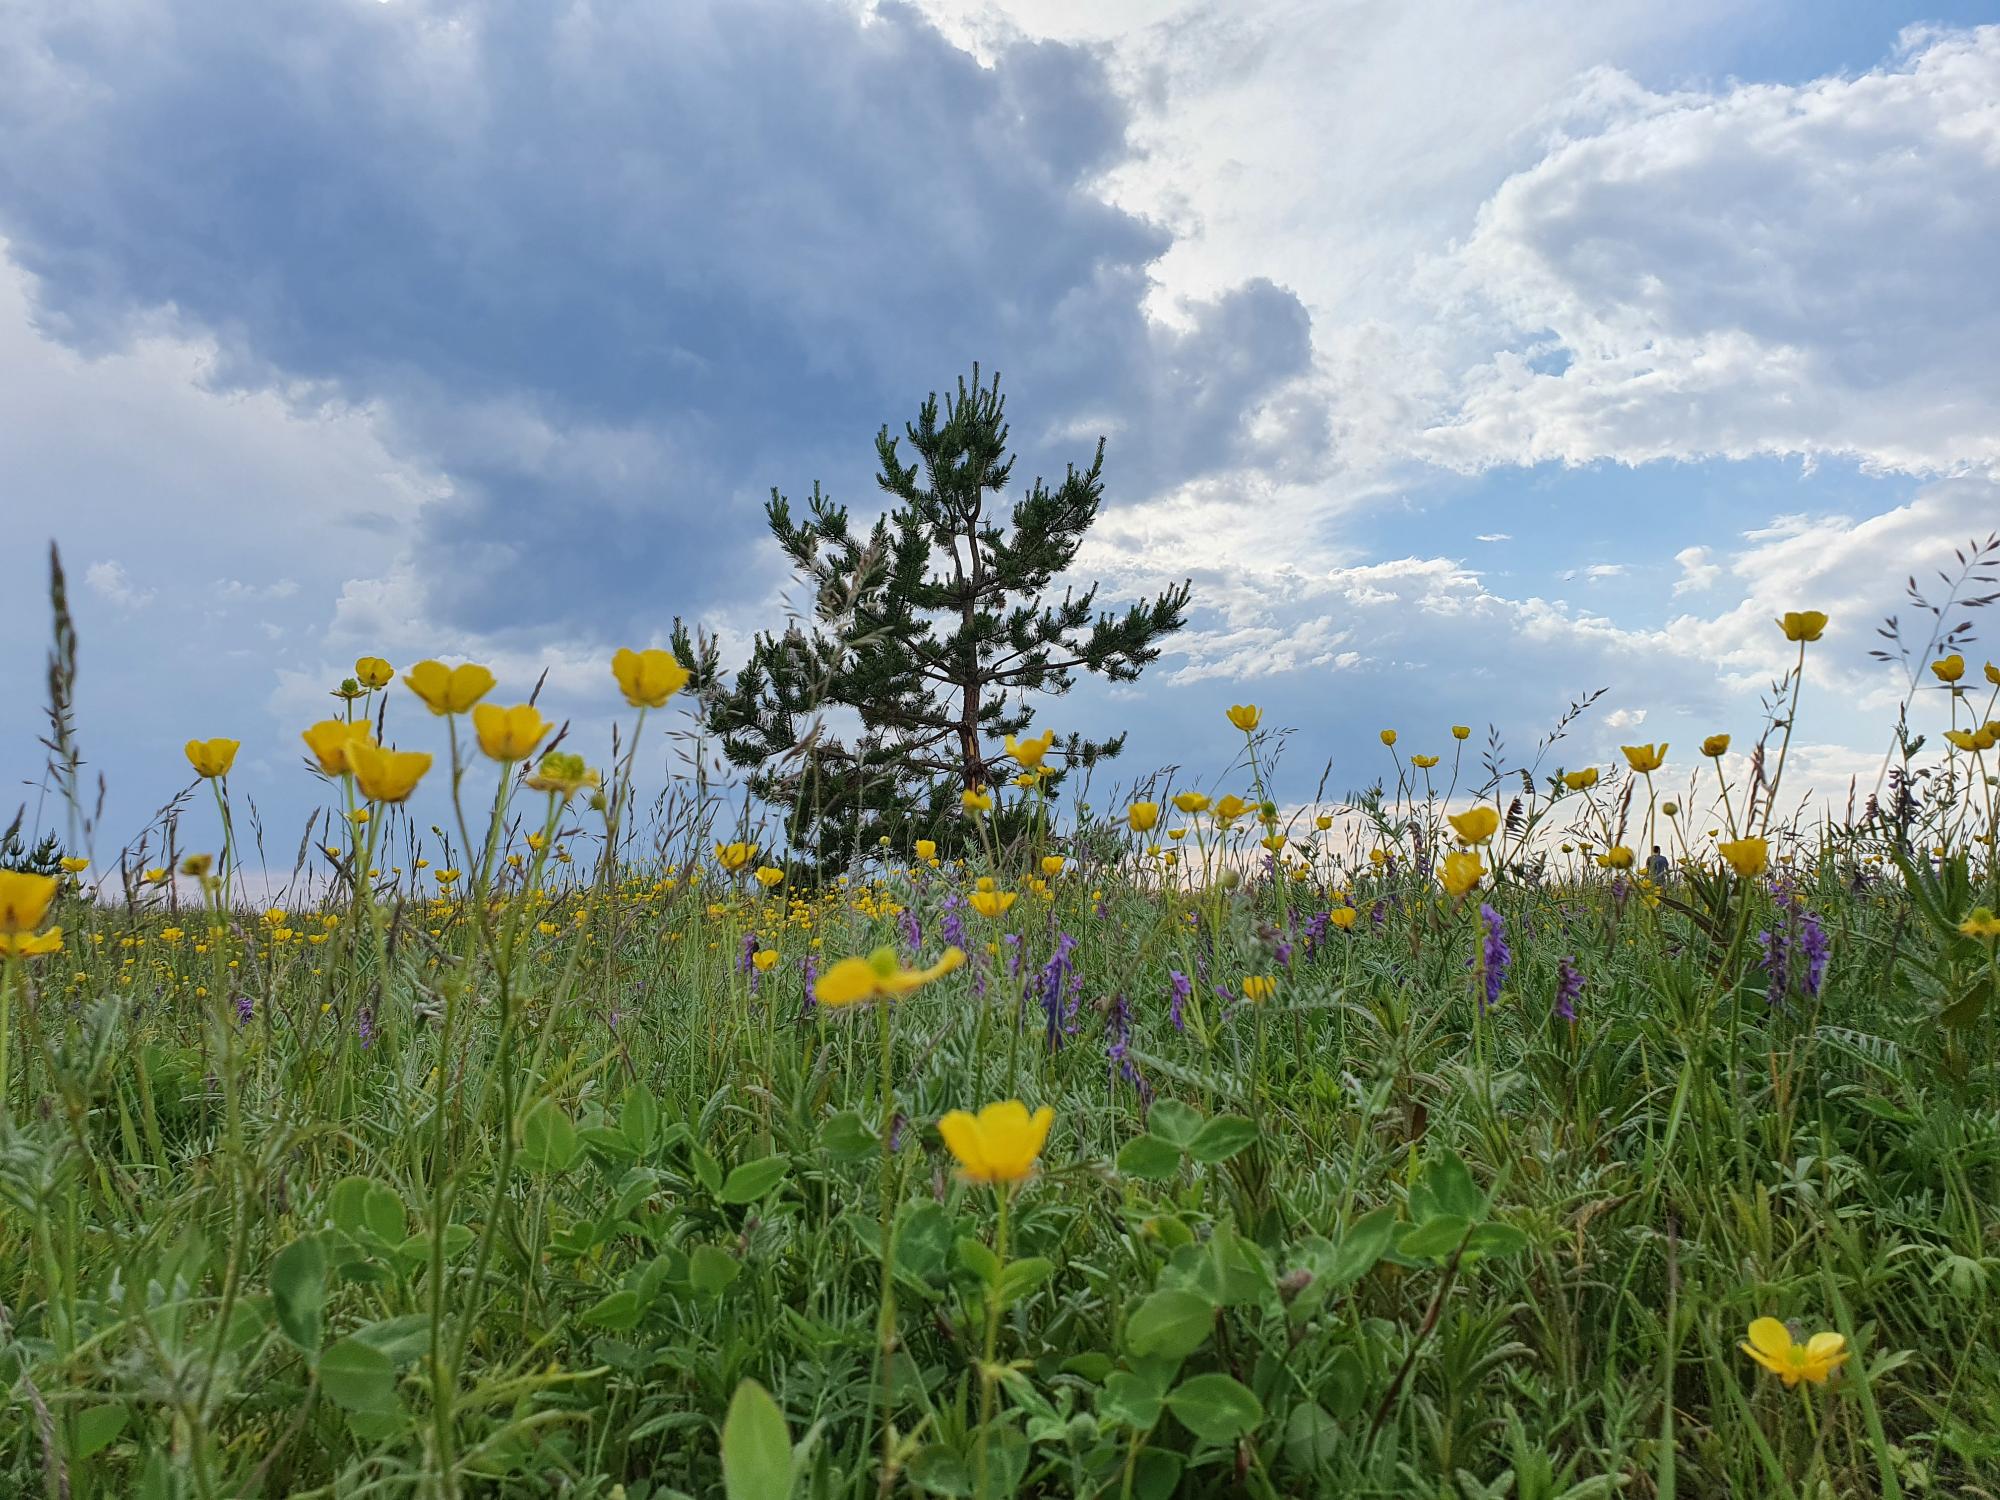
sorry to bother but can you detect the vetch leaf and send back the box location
[721,1378,794,1500]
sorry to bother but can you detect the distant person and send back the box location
[1646,845,1670,882]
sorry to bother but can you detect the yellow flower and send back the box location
[968,876,1018,917]
[185,738,241,779]
[612,647,690,708]
[1379,729,1397,747]
[714,841,756,873]
[936,1100,1054,1185]
[1127,801,1160,833]
[1172,791,1210,815]
[915,839,938,862]
[1226,704,1261,732]
[180,853,212,878]
[1212,793,1251,825]
[1943,728,1983,752]
[1004,728,1057,770]
[1241,974,1277,1003]
[142,867,169,885]
[59,856,89,874]
[752,948,780,972]
[1931,653,1966,684]
[1777,611,1827,643]
[347,742,434,804]
[1561,767,1598,791]
[1439,850,1483,898]
[302,719,374,775]
[524,751,601,798]
[1739,1318,1848,1388]
[472,703,551,762]
[1621,743,1667,773]
[0,926,63,958]
[1597,846,1635,870]
[1988,661,2000,686]
[1701,734,1731,759]
[1328,906,1357,929]
[962,787,994,814]
[1447,806,1499,845]
[1411,754,1440,769]
[1960,906,2000,942]
[404,659,496,715]
[1716,836,1768,879]
[354,656,394,690]
[754,866,785,888]
[1451,725,1472,741]
[1315,814,1333,831]
[0,871,59,935]
[1040,855,1066,877]
[814,944,966,1007]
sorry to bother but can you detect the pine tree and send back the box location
[678,367,1191,865]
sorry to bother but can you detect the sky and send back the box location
[2,0,1997,871]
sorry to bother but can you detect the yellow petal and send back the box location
[937,1110,991,1179]
[814,956,881,1008]
[1745,1318,1793,1358]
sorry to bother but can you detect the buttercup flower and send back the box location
[1005,728,1057,769]
[1778,611,1828,643]
[1597,846,1635,870]
[754,866,785,888]
[1987,661,2000,686]
[0,927,63,957]
[1328,905,1357,929]
[347,742,433,804]
[1740,1319,1848,1388]
[814,944,965,1007]
[1701,734,1731,759]
[1211,793,1251,825]
[1315,814,1333,830]
[1717,836,1769,879]
[1562,767,1598,791]
[1127,801,1160,833]
[1411,753,1440,769]
[0,871,59,935]
[1040,855,1065,877]
[59,857,89,874]
[1448,806,1499,845]
[1241,974,1277,1002]
[1960,906,2000,942]
[354,656,394,690]
[186,738,240,779]
[1931,653,1965,684]
[1226,704,1261,732]
[1379,729,1397,747]
[404,660,496,715]
[524,752,601,798]
[612,647,690,708]
[915,839,938,862]
[1440,850,1483,898]
[1451,725,1471,741]
[937,1100,1054,1185]
[752,949,780,972]
[302,719,374,775]
[472,703,551,762]
[962,787,994,814]
[1622,743,1667,773]
[1172,791,1210,815]
[715,842,756,873]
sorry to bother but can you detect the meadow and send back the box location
[3,612,2000,1500]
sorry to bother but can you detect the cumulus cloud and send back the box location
[1424,25,2000,478]
[1672,545,1721,595]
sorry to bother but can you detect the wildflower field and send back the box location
[5,613,2000,1500]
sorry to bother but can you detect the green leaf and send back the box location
[1166,1372,1263,1445]
[319,1337,398,1415]
[582,1289,644,1330]
[1398,1215,1470,1261]
[1126,1287,1215,1361]
[1411,1150,1484,1222]
[362,1184,406,1247]
[1465,1221,1530,1259]
[71,1402,128,1461]
[1186,1114,1259,1164]
[1117,1133,1184,1180]
[1100,1370,1165,1430]
[690,1145,725,1196]
[327,1176,374,1238]
[906,1445,972,1496]
[1147,1099,1203,1148]
[270,1235,327,1354]
[818,1109,878,1162]
[996,1256,1053,1306]
[1283,1401,1341,1470]
[721,1378,794,1500]
[520,1098,582,1174]
[1330,1204,1398,1286]
[620,1082,661,1153]
[719,1154,789,1204]
[1940,978,1990,1029]
[957,1236,1000,1286]
[690,1244,741,1296]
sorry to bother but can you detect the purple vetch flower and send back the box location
[1553,955,1583,1022]
[1300,910,1331,960]
[235,992,254,1026]
[939,899,968,953]
[899,907,922,951]
[1035,931,1081,1051]
[1759,878,1830,1005]
[1369,900,1387,930]
[1799,910,1829,997]
[356,1007,375,1050]
[888,1111,909,1153]
[1105,992,1153,1108]
[738,931,760,974]
[1476,903,1511,1009]
[1167,970,1191,1032]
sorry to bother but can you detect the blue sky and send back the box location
[2,0,1996,867]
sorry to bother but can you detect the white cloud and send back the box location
[1475,532,1511,543]
[1585,564,1626,579]
[1604,707,1647,729]
[1672,545,1720,595]
[84,559,153,609]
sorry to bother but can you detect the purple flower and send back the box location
[1167,969,1191,1032]
[1759,879,1830,1004]
[1476,903,1510,1010]
[235,992,254,1026]
[939,900,968,954]
[738,931,760,974]
[898,907,922,951]
[1035,931,1080,1051]
[356,1007,375,1050]
[1553,955,1583,1022]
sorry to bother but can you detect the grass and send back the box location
[3,634,2000,1500]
